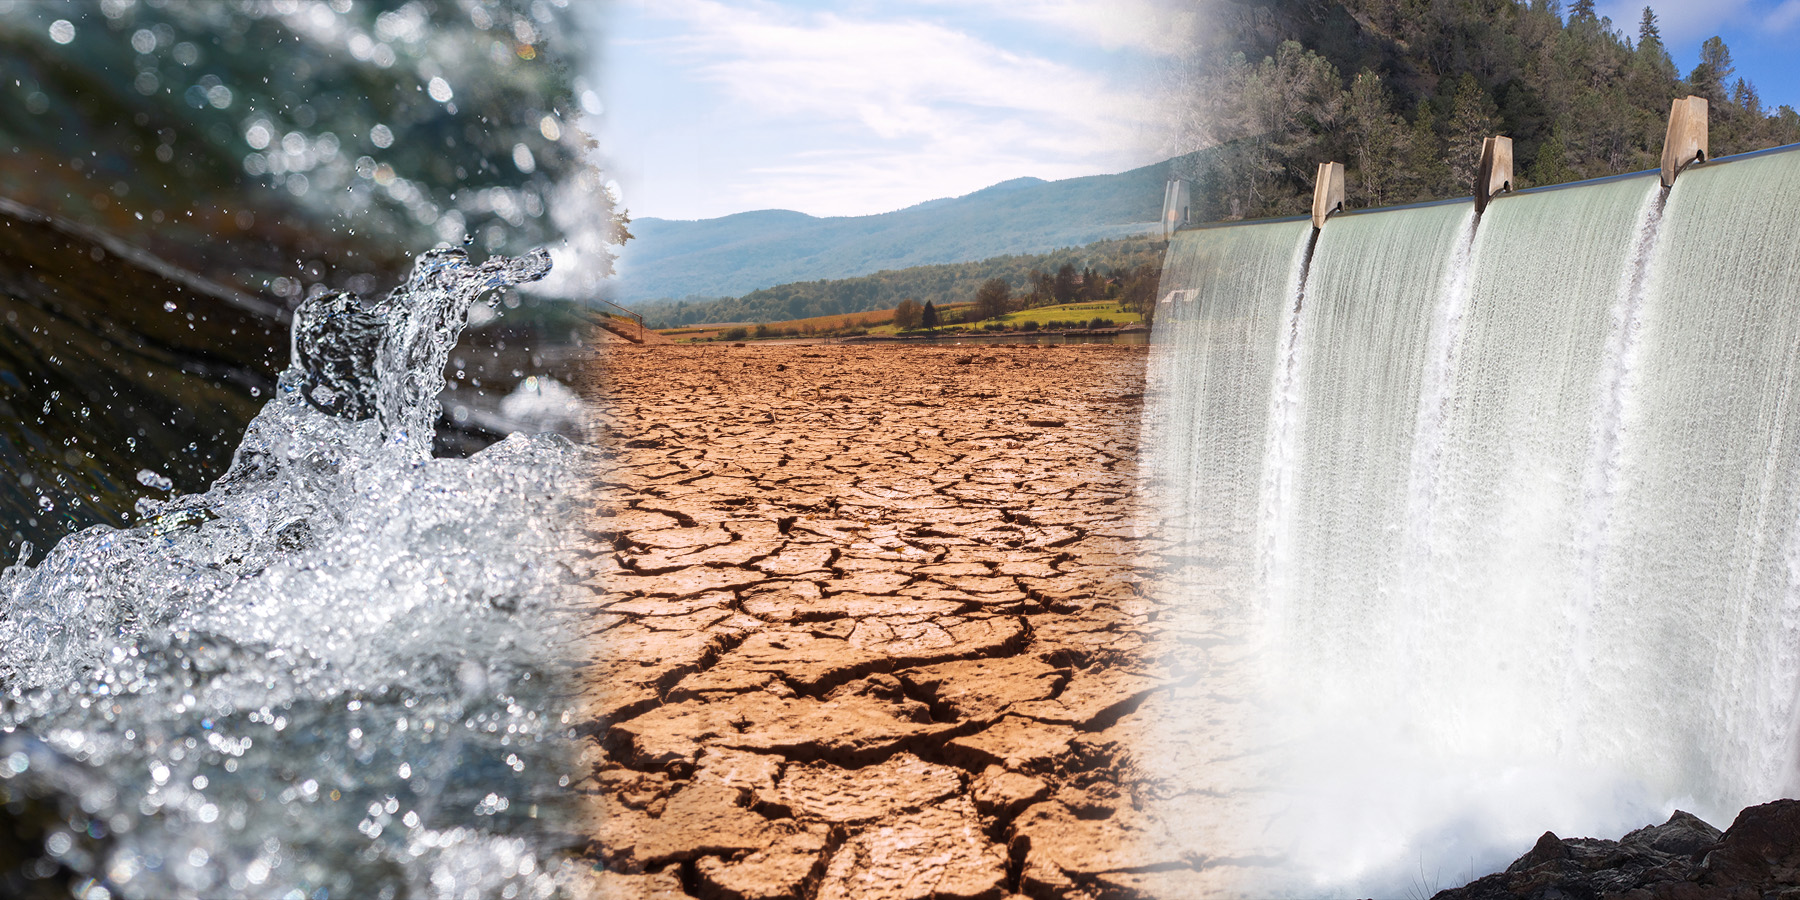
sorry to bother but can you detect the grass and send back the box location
[655,299,1139,342]
[987,301,1142,328]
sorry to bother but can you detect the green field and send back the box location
[979,302,1141,329]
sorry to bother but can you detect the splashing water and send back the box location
[0,248,591,899]
[1146,148,1800,896]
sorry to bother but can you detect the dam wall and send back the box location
[1144,144,1800,894]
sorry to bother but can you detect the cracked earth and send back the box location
[572,342,1220,900]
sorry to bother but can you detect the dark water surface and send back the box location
[0,199,281,559]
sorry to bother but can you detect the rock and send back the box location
[772,752,964,823]
[1701,798,1800,890]
[1623,809,1722,858]
[1436,807,1756,900]
[815,797,1009,900]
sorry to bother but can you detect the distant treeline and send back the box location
[636,237,1167,328]
[1182,0,1800,219]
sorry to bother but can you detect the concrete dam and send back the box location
[1143,128,1800,894]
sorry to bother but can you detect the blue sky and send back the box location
[1603,0,1800,111]
[585,1,1188,220]
[583,1,1800,223]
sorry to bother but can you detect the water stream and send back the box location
[0,249,589,900]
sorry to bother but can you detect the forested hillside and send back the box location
[1179,0,1799,219]
[637,238,1166,329]
[609,160,1169,304]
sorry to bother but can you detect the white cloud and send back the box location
[903,0,1206,57]
[1765,0,1800,33]
[614,0,1168,217]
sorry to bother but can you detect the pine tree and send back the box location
[1447,74,1501,190]
[921,301,939,330]
[1530,129,1576,186]
[1637,7,1660,47]
[1732,78,1762,117]
[1052,264,1078,304]
[1346,70,1407,207]
[1690,36,1735,102]
[1401,99,1452,201]
[1569,0,1597,20]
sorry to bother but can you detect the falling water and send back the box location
[1145,145,1800,895]
[0,249,590,899]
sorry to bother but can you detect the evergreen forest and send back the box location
[1181,0,1799,219]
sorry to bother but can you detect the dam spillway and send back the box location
[1144,144,1800,893]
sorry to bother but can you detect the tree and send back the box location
[1346,70,1407,207]
[1118,264,1159,326]
[1447,73,1501,189]
[1401,99,1452,201]
[1530,128,1577,186]
[1732,78,1762,118]
[1689,36,1735,102]
[1629,7,1678,90]
[1080,266,1106,302]
[893,298,922,330]
[973,279,1012,322]
[1029,269,1055,306]
[1052,264,1079,303]
[1568,0,1597,20]
[921,301,940,330]
[1637,7,1660,47]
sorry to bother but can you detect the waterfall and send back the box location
[1144,145,1800,895]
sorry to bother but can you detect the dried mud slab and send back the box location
[577,344,1197,899]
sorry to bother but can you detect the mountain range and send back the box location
[608,154,1184,304]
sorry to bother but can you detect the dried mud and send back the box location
[571,343,1197,900]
